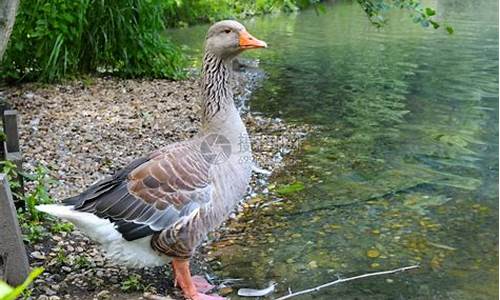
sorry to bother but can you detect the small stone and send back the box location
[38,295,49,300]
[219,287,233,296]
[49,296,61,300]
[96,290,110,300]
[42,287,57,296]
[308,260,318,269]
[366,249,380,258]
[32,251,47,260]
[62,266,72,272]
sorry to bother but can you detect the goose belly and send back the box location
[36,204,170,268]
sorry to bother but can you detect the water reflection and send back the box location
[170,1,498,298]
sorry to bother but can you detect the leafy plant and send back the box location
[0,160,21,195]
[20,222,47,243]
[0,162,58,243]
[50,221,74,234]
[54,248,68,266]
[357,0,453,33]
[0,267,43,300]
[23,165,56,222]
[74,255,91,269]
[121,274,144,292]
[1,0,186,82]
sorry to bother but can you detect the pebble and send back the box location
[96,290,110,300]
[32,251,47,260]
[61,266,72,272]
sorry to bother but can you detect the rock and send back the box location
[143,293,175,300]
[31,251,47,260]
[42,287,56,296]
[49,296,61,300]
[96,290,110,300]
[38,295,49,300]
[61,266,72,272]
[219,287,233,296]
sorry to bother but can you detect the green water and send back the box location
[170,1,498,298]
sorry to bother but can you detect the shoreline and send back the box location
[3,66,312,300]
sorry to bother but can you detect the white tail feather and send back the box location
[36,204,169,267]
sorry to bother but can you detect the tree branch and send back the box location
[275,265,419,300]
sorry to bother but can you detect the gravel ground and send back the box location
[3,66,311,300]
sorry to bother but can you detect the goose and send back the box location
[37,20,267,300]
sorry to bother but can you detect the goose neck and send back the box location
[201,51,236,127]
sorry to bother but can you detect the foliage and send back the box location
[74,255,91,269]
[19,218,46,243]
[276,181,305,196]
[0,161,69,243]
[1,0,186,82]
[54,248,69,265]
[0,160,21,194]
[50,221,74,234]
[121,274,144,292]
[23,165,57,222]
[0,267,43,300]
[163,0,317,27]
[0,0,450,83]
[357,0,453,33]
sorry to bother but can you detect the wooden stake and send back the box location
[0,173,29,286]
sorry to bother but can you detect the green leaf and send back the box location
[425,7,436,16]
[429,20,440,29]
[0,267,43,300]
[276,182,305,195]
[446,26,454,34]
[0,281,14,298]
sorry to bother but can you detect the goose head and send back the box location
[205,20,267,59]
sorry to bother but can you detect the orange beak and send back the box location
[239,30,267,49]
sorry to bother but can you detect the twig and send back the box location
[274,265,419,300]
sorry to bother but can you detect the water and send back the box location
[169,1,498,298]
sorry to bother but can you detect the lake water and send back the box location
[169,1,498,298]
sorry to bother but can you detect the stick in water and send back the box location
[275,264,419,300]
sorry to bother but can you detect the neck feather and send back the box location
[201,51,234,126]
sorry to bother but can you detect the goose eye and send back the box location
[224,29,231,34]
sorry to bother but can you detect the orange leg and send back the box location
[172,258,223,300]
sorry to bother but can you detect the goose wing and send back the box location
[64,141,213,241]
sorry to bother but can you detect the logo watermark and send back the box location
[200,134,232,164]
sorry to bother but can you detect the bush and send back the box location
[163,0,312,27]
[1,0,186,82]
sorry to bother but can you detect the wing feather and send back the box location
[64,142,213,241]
